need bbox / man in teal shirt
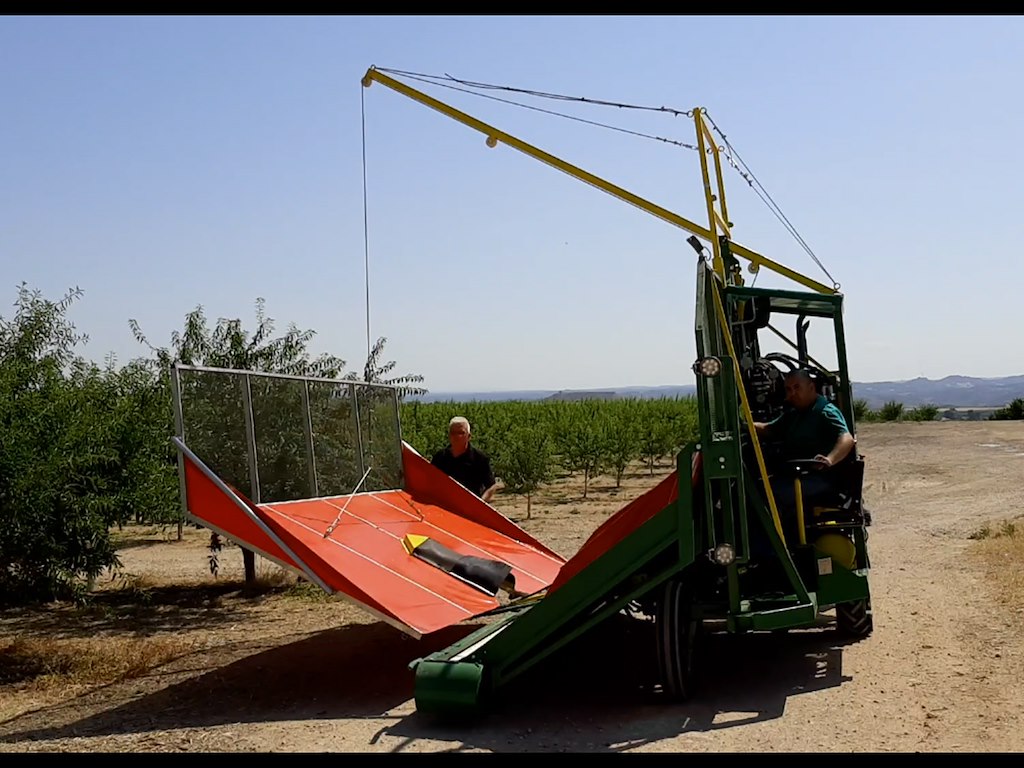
[753,369,856,541]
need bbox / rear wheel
[655,577,700,700]
[836,598,873,637]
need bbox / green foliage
[990,398,1024,421]
[853,398,876,423]
[904,404,939,422]
[637,419,674,474]
[0,285,131,603]
[604,402,641,488]
[493,426,554,518]
[878,400,904,422]
[397,396,700,501]
[554,403,607,499]
[348,335,426,400]
[130,298,346,378]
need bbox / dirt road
[2,421,1023,752]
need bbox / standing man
[431,416,500,503]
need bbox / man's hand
[812,454,833,469]
[818,432,856,469]
[482,478,504,504]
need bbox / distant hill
[543,390,617,402]
[849,375,1024,409]
[410,375,1024,409]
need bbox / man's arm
[480,455,499,503]
[482,480,501,504]
[816,430,855,468]
[753,415,783,440]
[814,405,855,468]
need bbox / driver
[752,368,855,535]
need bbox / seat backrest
[815,453,865,513]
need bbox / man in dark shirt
[431,416,500,503]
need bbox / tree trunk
[243,548,256,583]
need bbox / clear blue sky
[3,15,1022,393]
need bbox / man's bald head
[783,369,819,409]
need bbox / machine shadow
[0,620,480,746]
[1,611,861,752]
[385,613,861,752]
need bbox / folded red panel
[178,441,565,638]
[547,452,702,594]
[180,438,697,638]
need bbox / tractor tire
[655,577,700,700]
[836,598,873,638]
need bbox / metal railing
[170,364,404,512]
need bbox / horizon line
[417,372,1024,395]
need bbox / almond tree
[493,425,554,519]
[130,299,349,581]
[0,285,166,603]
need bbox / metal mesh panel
[354,383,403,492]
[173,366,403,503]
[249,375,311,504]
[177,368,252,494]
[307,380,364,497]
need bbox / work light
[693,356,723,378]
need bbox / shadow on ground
[0,610,863,751]
[0,583,280,639]
[0,620,480,744]
[382,614,862,752]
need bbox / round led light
[700,356,722,377]
[712,543,736,566]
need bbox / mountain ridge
[411,374,1024,409]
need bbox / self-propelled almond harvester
[172,68,871,720]
[356,68,874,718]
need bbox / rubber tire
[655,578,700,700]
[836,598,873,638]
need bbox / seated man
[752,368,856,543]
[431,416,501,503]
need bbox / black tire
[836,598,873,637]
[655,577,700,700]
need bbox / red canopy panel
[178,441,565,638]
[179,438,696,638]
[547,452,702,594]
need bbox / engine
[744,358,785,423]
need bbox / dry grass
[971,516,1024,612]
[0,635,195,691]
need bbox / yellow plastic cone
[403,533,430,555]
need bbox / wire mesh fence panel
[173,366,403,503]
[354,383,404,492]
[177,368,252,495]
[307,380,364,497]
[249,375,312,504]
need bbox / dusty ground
[2,421,1024,752]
